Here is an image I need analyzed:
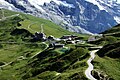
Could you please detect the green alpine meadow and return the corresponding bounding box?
[0,8,120,80]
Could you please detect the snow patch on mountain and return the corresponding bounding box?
[85,0,106,10]
[0,0,16,10]
[114,16,120,23]
[117,0,120,3]
[28,0,75,8]
[28,0,51,5]
[56,1,75,8]
[27,0,75,12]
[18,1,24,5]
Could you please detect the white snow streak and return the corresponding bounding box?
[0,0,15,10]
[28,0,75,8]
[85,0,107,11]
[114,16,120,23]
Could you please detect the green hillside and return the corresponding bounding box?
[0,9,88,38]
[101,24,120,37]
[91,24,120,80]
[1,8,120,80]
[0,9,90,80]
[0,9,120,80]
[88,24,120,46]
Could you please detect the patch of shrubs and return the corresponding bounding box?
[97,42,120,57]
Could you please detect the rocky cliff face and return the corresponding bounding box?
[1,0,120,34]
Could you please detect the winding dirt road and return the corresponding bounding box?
[85,50,98,80]
[85,46,102,80]
[27,22,44,33]
[27,22,37,32]
[30,42,49,59]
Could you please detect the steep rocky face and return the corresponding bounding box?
[40,0,117,33]
[1,0,120,34]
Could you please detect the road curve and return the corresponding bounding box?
[85,50,98,80]
[28,22,37,32]
[27,23,44,33]
[30,43,49,59]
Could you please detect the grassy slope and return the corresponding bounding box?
[92,24,120,79]
[101,24,120,38]
[21,47,89,80]
[93,56,120,80]
[1,9,89,38]
[0,9,90,80]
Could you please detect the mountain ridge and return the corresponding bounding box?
[1,0,120,34]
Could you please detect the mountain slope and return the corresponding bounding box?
[96,24,120,58]
[101,24,120,37]
[92,40,120,80]
[1,0,120,34]
[90,24,120,80]
[0,9,90,80]
[1,9,86,38]
[1,9,120,80]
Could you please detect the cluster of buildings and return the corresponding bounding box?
[32,32,46,41]
[60,35,83,44]
[31,32,84,49]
